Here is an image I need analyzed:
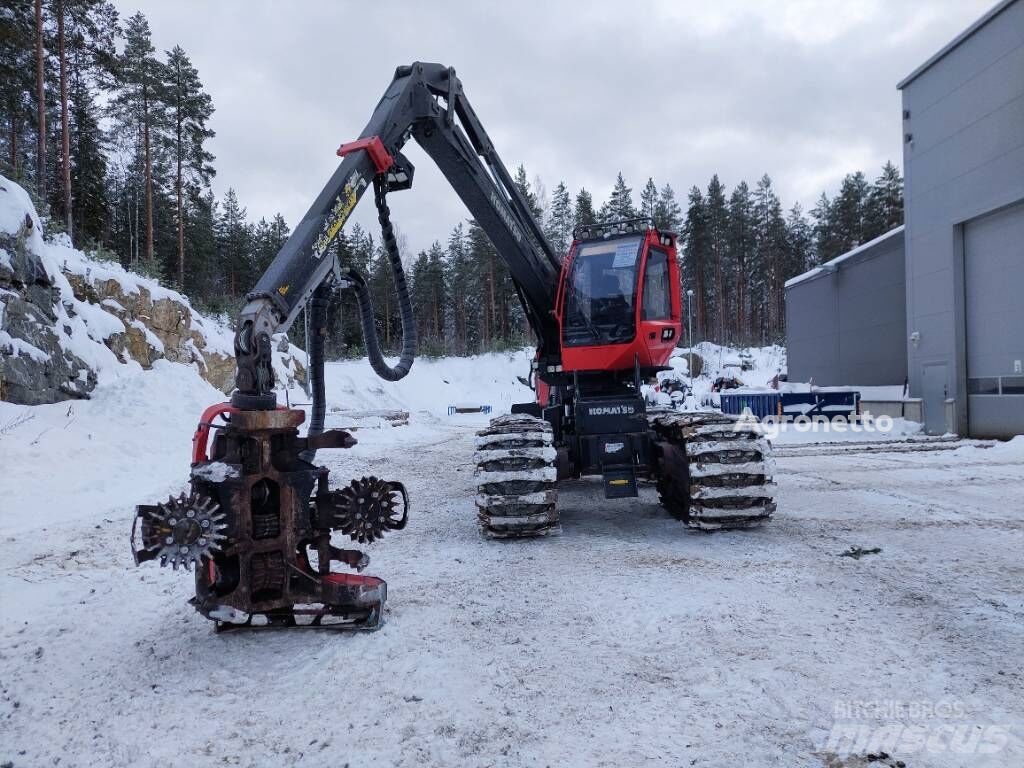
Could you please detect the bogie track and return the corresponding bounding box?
[650,411,775,530]
[474,414,559,538]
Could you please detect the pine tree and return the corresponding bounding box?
[54,0,74,235]
[706,175,728,343]
[164,44,214,287]
[111,12,166,265]
[33,0,45,201]
[682,186,708,340]
[573,188,596,230]
[727,181,754,341]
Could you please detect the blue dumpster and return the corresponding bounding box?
[780,391,860,418]
[719,392,781,419]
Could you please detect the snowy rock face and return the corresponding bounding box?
[0,176,306,405]
[0,187,94,404]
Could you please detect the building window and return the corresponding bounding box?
[1001,376,1024,395]
[968,377,1000,395]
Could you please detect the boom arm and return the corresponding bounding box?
[233,62,563,406]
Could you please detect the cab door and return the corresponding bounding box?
[637,240,681,366]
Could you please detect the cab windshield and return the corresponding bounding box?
[563,237,641,346]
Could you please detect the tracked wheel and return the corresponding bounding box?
[474,414,559,538]
[650,411,775,530]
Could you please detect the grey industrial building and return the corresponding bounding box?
[785,0,1024,438]
[785,226,907,388]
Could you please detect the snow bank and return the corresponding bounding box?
[284,348,535,422]
[0,361,223,534]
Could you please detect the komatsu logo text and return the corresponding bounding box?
[489,190,524,244]
[587,405,635,416]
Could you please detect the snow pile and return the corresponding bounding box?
[315,349,533,418]
[645,342,787,409]
[0,361,224,534]
[0,175,306,405]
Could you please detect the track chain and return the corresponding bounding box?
[650,411,776,530]
[474,414,559,538]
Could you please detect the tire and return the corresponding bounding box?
[474,414,559,538]
[650,411,775,530]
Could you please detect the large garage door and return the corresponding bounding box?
[964,200,1024,438]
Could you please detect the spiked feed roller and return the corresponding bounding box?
[132,492,226,570]
[131,405,409,631]
[317,476,409,543]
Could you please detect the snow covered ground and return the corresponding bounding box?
[2,350,1022,767]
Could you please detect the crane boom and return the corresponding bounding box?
[233,62,562,406]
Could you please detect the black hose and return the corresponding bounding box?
[299,283,331,463]
[349,176,416,382]
[302,176,415,465]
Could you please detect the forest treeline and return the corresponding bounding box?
[1,3,903,355]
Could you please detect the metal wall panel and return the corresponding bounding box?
[900,0,1024,435]
[964,200,1024,438]
[785,234,907,386]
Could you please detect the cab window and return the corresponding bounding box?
[641,248,670,320]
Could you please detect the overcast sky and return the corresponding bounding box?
[113,0,993,253]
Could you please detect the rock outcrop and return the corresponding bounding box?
[0,176,305,406]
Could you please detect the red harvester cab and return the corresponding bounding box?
[555,223,682,375]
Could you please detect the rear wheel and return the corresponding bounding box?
[650,411,775,530]
[474,414,559,538]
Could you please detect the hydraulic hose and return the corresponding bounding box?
[349,176,416,382]
[299,282,331,463]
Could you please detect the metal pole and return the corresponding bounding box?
[686,289,694,390]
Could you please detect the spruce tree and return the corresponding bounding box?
[216,187,251,297]
[0,2,40,186]
[604,171,635,221]
[573,188,597,230]
[654,183,682,232]
[785,202,813,276]
[639,177,658,221]
[863,161,903,239]
[752,174,786,342]
[68,71,107,244]
[63,0,117,246]
[444,223,474,353]
[810,192,837,266]
[544,180,573,258]
[833,170,869,252]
